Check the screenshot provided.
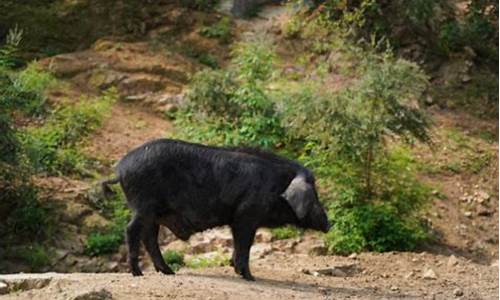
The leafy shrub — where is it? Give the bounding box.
[271,226,302,240]
[200,17,232,43]
[438,20,463,54]
[0,25,23,68]
[175,41,284,148]
[284,49,431,195]
[196,53,219,69]
[19,244,51,271]
[85,232,123,256]
[278,47,432,253]
[0,60,52,245]
[318,148,431,254]
[162,250,185,271]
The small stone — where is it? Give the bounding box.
[255,230,273,243]
[490,260,498,268]
[404,271,414,279]
[477,208,493,217]
[464,211,472,218]
[425,96,434,105]
[461,75,472,83]
[453,288,463,297]
[464,46,476,58]
[390,285,399,291]
[106,262,119,272]
[423,268,437,280]
[447,255,459,267]
[0,281,8,295]
[477,191,490,202]
[348,253,358,259]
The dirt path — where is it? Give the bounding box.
[1,252,497,300]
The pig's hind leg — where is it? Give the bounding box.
[231,221,258,281]
[126,214,144,276]
[142,220,174,275]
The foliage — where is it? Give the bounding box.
[282,15,303,39]
[85,232,123,256]
[175,40,284,148]
[18,244,51,271]
[283,48,431,196]
[200,17,232,44]
[271,226,302,240]
[186,253,230,268]
[316,147,431,254]
[0,25,23,68]
[85,188,130,256]
[0,57,53,246]
[318,0,498,63]
[21,88,117,176]
[162,250,185,271]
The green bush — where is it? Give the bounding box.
[162,250,185,271]
[0,25,23,68]
[175,41,284,148]
[271,226,302,240]
[0,57,53,245]
[318,147,431,254]
[19,244,51,271]
[200,17,232,43]
[85,232,123,256]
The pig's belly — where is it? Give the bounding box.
[157,211,224,241]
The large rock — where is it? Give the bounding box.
[0,273,54,293]
[72,288,113,300]
[0,281,8,295]
[293,236,327,256]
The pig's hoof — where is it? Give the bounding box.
[131,269,143,276]
[157,267,175,275]
[242,273,255,281]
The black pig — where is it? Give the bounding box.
[101,139,330,280]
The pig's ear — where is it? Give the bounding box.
[281,174,314,219]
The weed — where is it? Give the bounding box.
[19,244,51,271]
[85,233,122,256]
[200,17,232,43]
[186,253,230,269]
[283,16,303,39]
[271,226,302,240]
[162,250,185,271]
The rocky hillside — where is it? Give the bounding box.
[0,1,498,299]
